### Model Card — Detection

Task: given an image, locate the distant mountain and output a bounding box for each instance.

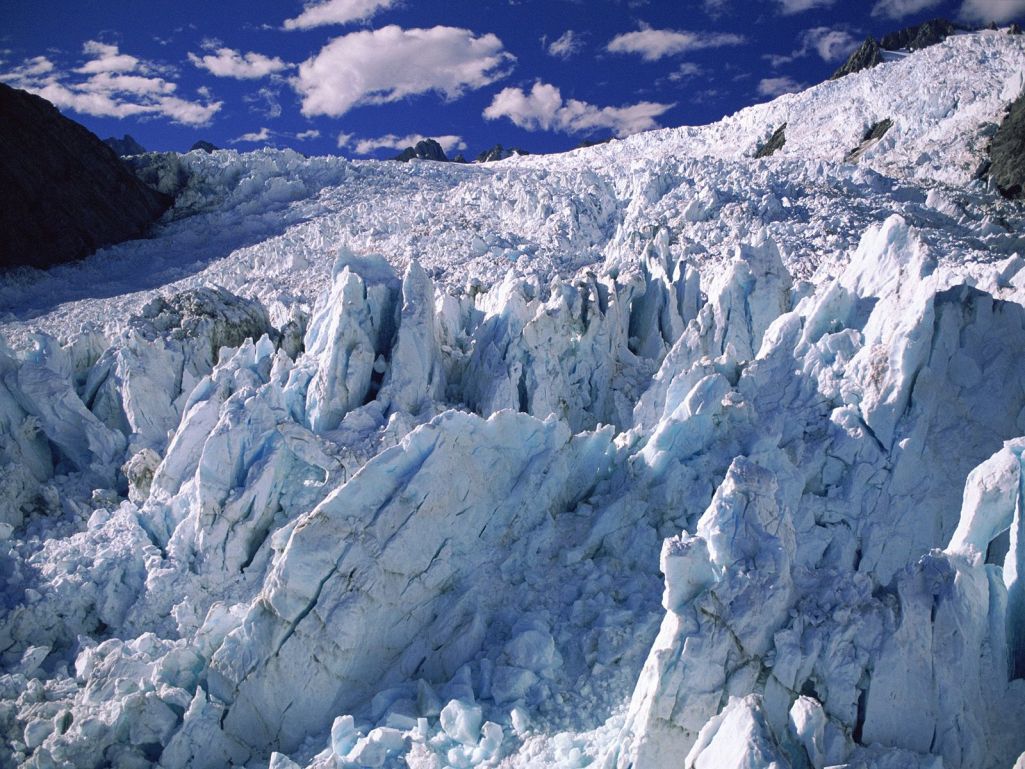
[189,140,219,154]
[476,144,528,163]
[103,134,147,157]
[395,139,448,162]
[0,83,171,270]
[831,18,960,79]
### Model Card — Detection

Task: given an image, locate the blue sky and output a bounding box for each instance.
[3,0,1024,159]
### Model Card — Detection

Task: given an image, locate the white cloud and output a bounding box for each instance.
[669,62,704,81]
[295,25,514,117]
[483,81,674,138]
[296,129,321,140]
[75,41,140,74]
[758,76,806,97]
[871,0,943,18]
[244,86,283,118]
[188,47,290,79]
[342,133,467,155]
[802,27,860,61]
[766,26,858,67]
[607,27,745,61]
[284,0,396,30]
[546,30,582,59]
[233,127,273,143]
[959,0,1025,23]
[0,41,221,126]
[778,0,837,14]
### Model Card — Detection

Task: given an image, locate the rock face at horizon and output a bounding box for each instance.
[395,139,448,162]
[104,134,148,157]
[189,140,218,154]
[476,144,528,163]
[0,83,171,271]
[832,18,959,79]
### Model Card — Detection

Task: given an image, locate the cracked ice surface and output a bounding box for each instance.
[2,28,1025,769]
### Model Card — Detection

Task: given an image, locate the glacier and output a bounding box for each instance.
[2,27,1025,769]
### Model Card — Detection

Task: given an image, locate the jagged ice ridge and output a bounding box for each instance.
[2,28,1025,769]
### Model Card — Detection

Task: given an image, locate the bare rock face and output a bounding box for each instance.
[104,134,147,157]
[395,139,448,162]
[990,90,1025,199]
[0,83,171,271]
[831,19,959,80]
[754,124,787,158]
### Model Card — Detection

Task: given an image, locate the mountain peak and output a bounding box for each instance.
[395,138,448,163]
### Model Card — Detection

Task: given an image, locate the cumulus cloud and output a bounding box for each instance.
[75,41,141,74]
[296,129,321,140]
[284,0,396,30]
[546,30,582,59]
[758,76,806,97]
[607,26,745,61]
[959,0,1025,23]
[188,46,290,79]
[0,41,221,126]
[294,25,514,117]
[340,133,467,155]
[483,81,674,138]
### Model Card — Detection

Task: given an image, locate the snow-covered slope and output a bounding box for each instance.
[2,28,1025,769]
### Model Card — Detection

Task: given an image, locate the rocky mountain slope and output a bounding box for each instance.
[0,84,170,271]
[1,27,1025,769]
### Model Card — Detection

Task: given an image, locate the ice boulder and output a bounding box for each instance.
[204,409,616,758]
[85,286,272,454]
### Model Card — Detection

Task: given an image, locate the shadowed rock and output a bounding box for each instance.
[989,91,1025,199]
[831,19,959,80]
[395,139,448,162]
[845,118,894,162]
[0,83,171,270]
[104,134,147,157]
[754,124,787,158]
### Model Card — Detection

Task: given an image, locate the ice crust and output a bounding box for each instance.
[2,28,1025,769]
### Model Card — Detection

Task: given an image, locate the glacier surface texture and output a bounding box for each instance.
[2,29,1025,769]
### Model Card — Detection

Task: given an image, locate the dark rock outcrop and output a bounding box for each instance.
[104,134,147,157]
[989,91,1025,199]
[476,144,528,163]
[755,124,787,158]
[1010,23,1023,35]
[831,19,959,80]
[0,83,171,271]
[831,38,883,80]
[880,18,958,51]
[189,140,218,153]
[845,118,894,162]
[395,139,448,162]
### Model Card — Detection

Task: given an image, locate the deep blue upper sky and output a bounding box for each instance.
[3,0,1024,159]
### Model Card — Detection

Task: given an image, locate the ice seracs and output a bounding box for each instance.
[2,27,1025,769]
